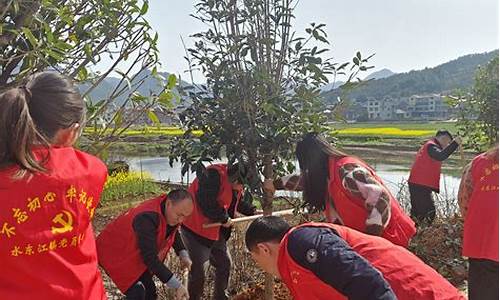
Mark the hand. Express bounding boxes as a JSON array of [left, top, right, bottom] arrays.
[[454, 136, 462, 145], [179, 255, 192, 271], [221, 218, 233, 228], [175, 285, 189, 300], [263, 179, 276, 195]]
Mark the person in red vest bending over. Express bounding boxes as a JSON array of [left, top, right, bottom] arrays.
[[97, 189, 194, 300], [246, 216, 466, 300], [264, 133, 416, 247], [181, 162, 257, 300], [408, 130, 461, 224], [458, 145, 498, 300], [0, 72, 108, 300]]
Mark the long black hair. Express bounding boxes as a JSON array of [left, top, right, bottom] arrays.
[[295, 133, 347, 212]]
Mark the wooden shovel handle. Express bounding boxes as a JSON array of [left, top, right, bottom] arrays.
[[202, 209, 295, 229]]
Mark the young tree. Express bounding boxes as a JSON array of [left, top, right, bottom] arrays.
[[169, 1, 371, 297]]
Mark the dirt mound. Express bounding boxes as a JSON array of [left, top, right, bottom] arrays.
[[409, 215, 467, 286]]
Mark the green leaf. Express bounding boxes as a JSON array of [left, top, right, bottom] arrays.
[[147, 109, 160, 125], [21, 27, 38, 47], [140, 1, 149, 15], [158, 91, 174, 109], [295, 41, 302, 52], [44, 49, 64, 61], [43, 23, 54, 43], [54, 40, 73, 50], [316, 35, 329, 44], [167, 74, 177, 89], [311, 46, 317, 56], [77, 67, 88, 81], [84, 44, 93, 58], [131, 93, 148, 103], [114, 109, 123, 128], [240, 47, 249, 57]]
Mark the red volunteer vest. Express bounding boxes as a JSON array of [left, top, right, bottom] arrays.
[[278, 223, 465, 300], [462, 152, 499, 261], [326, 156, 416, 247], [0, 146, 107, 300], [96, 195, 178, 292], [408, 139, 442, 191], [182, 164, 242, 241]]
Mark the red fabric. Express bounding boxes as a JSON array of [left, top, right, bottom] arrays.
[[182, 164, 242, 241], [326, 156, 416, 247], [462, 152, 499, 262], [0, 146, 107, 300], [408, 139, 442, 190], [96, 195, 177, 292], [278, 222, 466, 300]]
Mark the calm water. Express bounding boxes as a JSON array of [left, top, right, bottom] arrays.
[[124, 156, 461, 198]]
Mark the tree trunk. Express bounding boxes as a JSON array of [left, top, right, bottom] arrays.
[[262, 154, 274, 300]]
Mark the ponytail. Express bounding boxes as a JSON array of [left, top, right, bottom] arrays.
[[0, 72, 85, 178], [0, 87, 49, 176]]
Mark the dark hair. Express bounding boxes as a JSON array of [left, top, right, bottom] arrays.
[[295, 133, 347, 212], [227, 160, 249, 184], [435, 130, 453, 140], [245, 216, 291, 251], [0, 72, 85, 177], [168, 189, 193, 203]]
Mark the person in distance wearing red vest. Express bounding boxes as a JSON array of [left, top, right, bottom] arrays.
[[181, 162, 257, 300], [264, 133, 416, 247], [96, 189, 194, 300], [458, 145, 498, 300], [0, 72, 108, 300], [246, 216, 466, 300], [408, 130, 461, 224]]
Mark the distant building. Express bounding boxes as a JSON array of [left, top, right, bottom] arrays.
[[346, 94, 455, 121], [406, 94, 452, 120], [367, 97, 396, 120]]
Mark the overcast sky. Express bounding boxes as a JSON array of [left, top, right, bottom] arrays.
[[97, 0, 499, 83]]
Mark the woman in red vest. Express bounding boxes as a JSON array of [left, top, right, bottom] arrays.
[[264, 133, 415, 247], [0, 72, 108, 300], [408, 130, 461, 224], [97, 189, 194, 300], [181, 162, 257, 300], [246, 216, 466, 300], [458, 145, 499, 300]]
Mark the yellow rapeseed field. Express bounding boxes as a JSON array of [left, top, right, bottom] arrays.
[[84, 126, 203, 137], [335, 127, 434, 137], [85, 125, 435, 138], [101, 171, 161, 203]]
